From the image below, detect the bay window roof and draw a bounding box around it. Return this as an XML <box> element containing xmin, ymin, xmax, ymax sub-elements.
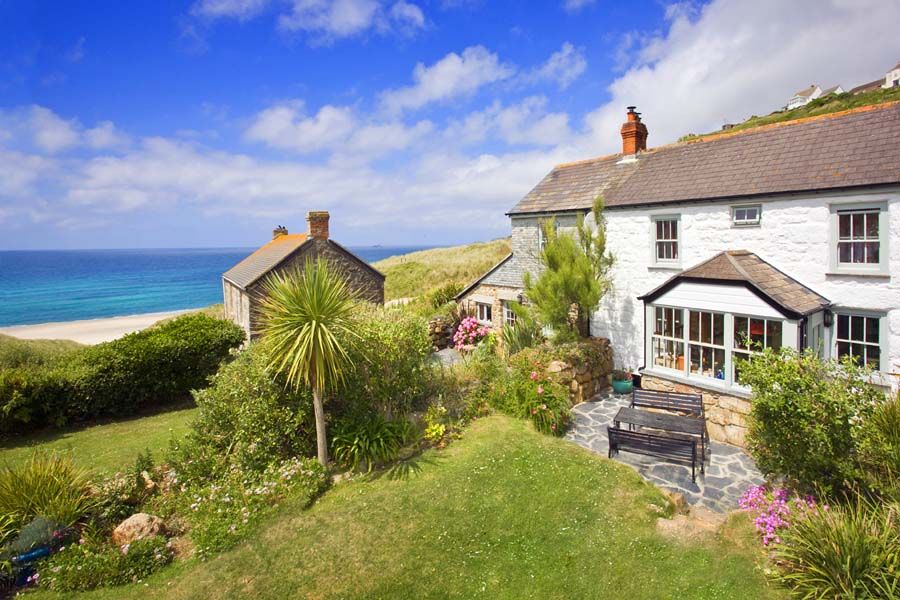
<box><xmin>639</xmin><ymin>250</ymin><xmax>831</xmax><ymax>319</ymax></box>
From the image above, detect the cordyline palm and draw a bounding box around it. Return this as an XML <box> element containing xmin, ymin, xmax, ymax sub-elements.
<box><xmin>260</xmin><ymin>258</ymin><xmax>358</xmax><ymax>466</ymax></box>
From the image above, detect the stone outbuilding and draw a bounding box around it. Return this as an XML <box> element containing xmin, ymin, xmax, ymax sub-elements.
<box><xmin>222</xmin><ymin>211</ymin><xmax>384</xmax><ymax>339</ymax></box>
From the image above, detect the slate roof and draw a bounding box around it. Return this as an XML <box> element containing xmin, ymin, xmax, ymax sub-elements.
<box><xmin>509</xmin><ymin>101</ymin><xmax>900</xmax><ymax>215</ymax></box>
<box><xmin>793</xmin><ymin>84</ymin><xmax>820</xmax><ymax>98</ymax></box>
<box><xmin>820</xmin><ymin>85</ymin><xmax>842</xmax><ymax>96</ymax></box>
<box><xmin>850</xmin><ymin>79</ymin><xmax>883</xmax><ymax>94</ymax></box>
<box><xmin>639</xmin><ymin>250</ymin><xmax>831</xmax><ymax>317</ymax></box>
<box><xmin>223</xmin><ymin>233</ymin><xmax>309</xmax><ymax>289</ymax></box>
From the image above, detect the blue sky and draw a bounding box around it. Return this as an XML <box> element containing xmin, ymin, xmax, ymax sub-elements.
<box><xmin>1</xmin><ymin>0</ymin><xmax>899</xmax><ymax>250</ymax></box>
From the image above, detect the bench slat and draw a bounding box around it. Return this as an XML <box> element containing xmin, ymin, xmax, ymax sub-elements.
<box><xmin>607</xmin><ymin>426</ymin><xmax>698</xmax><ymax>481</ymax></box>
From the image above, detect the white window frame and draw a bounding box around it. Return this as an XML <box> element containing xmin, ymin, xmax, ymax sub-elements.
<box><xmin>829</xmin><ymin>202</ymin><xmax>889</xmax><ymax>275</ymax></box>
<box><xmin>832</xmin><ymin>310</ymin><xmax>888</xmax><ymax>372</ymax></box>
<box><xmin>731</xmin><ymin>204</ymin><xmax>761</xmax><ymax>227</ymax></box>
<box><xmin>687</xmin><ymin>309</ymin><xmax>727</xmax><ymax>381</ymax></box>
<box><xmin>646</xmin><ymin>303</ymin><xmax>793</xmax><ymax>390</ymax></box>
<box><xmin>502</xmin><ymin>301</ymin><xmax>516</xmax><ymax>327</ymax></box>
<box><xmin>650</xmin><ymin>306</ymin><xmax>685</xmax><ymax>372</ymax></box>
<box><xmin>651</xmin><ymin>215</ymin><xmax>681</xmax><ymax>266</ymax></box>
<box><xmin>475</xmin><ymin>302</ymin><xmax>492</xmax><ymax>325</ymax></box>
<box><xmin>732</xmin><ymin>315</ymin><xmax>784</xmax><ymax>385</ymax></box>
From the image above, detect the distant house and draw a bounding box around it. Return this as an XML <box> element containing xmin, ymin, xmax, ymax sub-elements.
<box><xmin>785</xmin><ymin>84</ymin><xmax>843</xmax><ymax>110</ymax></box>
<box><xmin>851</xmin><ymin>79</ymin><xmax>883</xmax><ymax>95</ymax></box>
<box><xmin>222</xmin><ymin>211</ymin><xmax>384</xmax><ymax>339</ymax></box>
<box><xmin>459</xmin><ymin>102</ymin><xmax>900</xmax><ymax>446</ymax></box>
<box><xmin>884</xmin><ymin>60</ymin><xmax>900</xmax><ymax>89</ymax></box>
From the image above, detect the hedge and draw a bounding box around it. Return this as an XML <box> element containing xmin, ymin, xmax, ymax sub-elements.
<box><xmin>0</xmin><ymin>314</ymin><xmax>244</xmax><ymax>433</ymax></box>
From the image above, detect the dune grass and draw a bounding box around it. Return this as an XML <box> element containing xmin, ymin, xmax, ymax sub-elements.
<box><xmin>0</xmin><ymin>407</ymin><xmax>196</xmax><ymax>474</ymax></box>
<box><xmin>374</xmin><ymin>238</ymin><xmax>511</xmax><ymax>300</ymax></box>
<box><xmin>32</xmin><ymin>416</ymin><xmax>781</xmax><ymax>599</ymax></box>
<box><xmin>0</xmin><ymin>333</ymin><xmax>82</xmax><ymax>369</ymax></box>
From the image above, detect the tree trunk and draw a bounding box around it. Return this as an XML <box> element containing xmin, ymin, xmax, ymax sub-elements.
<box><xmin>312</xmin><ymin>387</ymin><xmax>329</xmax><ymax>466</ymax></box>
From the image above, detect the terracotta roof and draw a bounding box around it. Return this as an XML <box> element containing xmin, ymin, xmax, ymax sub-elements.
<box><xmin>640</xmin><ymin>250</ymin><xmax>830</xmax><ymax>317</ymax></box>
<box><xmin>509</xmin><ymin>101</ymin><xmax>900</xmax><ymax>215</ymax></box>
<box><xmin>223</xmin><ymin>233</ymin><xmax>309</xmax><ymax>289</ymax></box>
<box><xmin>793</xmin><ymin>84</ymin><xmax>819</xmax><ymax>98</ymax></box>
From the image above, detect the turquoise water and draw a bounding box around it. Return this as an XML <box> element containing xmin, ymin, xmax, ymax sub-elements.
<box><xmin>0</xmin><ymin>246</ymin><xmax>432</xmax><ymax>327</ymax></box>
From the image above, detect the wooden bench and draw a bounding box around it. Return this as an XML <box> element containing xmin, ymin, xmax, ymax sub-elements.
<box><xmin>607</xmin><ymin>426</ymin><xmax>700</xmax><ymax>482</ymax></box>
<box><xmin>631</xmin><ymin>388</ymin><xmax>703</xmax><ymax>417</ymax></box>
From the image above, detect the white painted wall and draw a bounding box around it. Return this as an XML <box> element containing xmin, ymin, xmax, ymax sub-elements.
<box><xmin>587</xmin><ymin>188</ymin><xmax>900</xmax><ymax>387</ymax></box>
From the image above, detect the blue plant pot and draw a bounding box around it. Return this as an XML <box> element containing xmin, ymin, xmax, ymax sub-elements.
<box><xmin>611</xmin><ymin>379</ymin><xmax>633</xmax><ymax>394</ymax></box>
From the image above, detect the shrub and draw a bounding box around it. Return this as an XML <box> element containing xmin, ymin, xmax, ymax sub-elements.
<box><xmin>499</xmin><ymin>304</ymin><xmax>542</xmax><ymax>357</ymax></box>
<box><xmin>178</xmin><ymin>457</ymin><xmax>327</xmax><ymax>558</ymax></box>
<box><xmin>0</xmin><ymin>335</ymin><xmax>80</xmax><ymax>369</ymax></box>
<box><xmin>738</xmin><ymin>350</ymin><xmax>881</xmax><ymax>494</ymax></box>
<box><xmin>453</xmin><ymin>317</ymin><xmax>490</xmax><ymax>352</ymax></box>
<box><xmin>771</xmin><ymin>496</ymin><xmax>900</xmax><ymax>598</ymax></box>
<box><xmin>92</xmin><ymin>450</ymin><xmax>160</xmax><ymax>529</ymax></box>
<box><xmin>0</xmin><ymin>454</ymin><xmax>97</xmax><ymax>532</ymax></box>
<box><xmin>331</xmin><ymin>415</ymin><xmax>413</xmax><ymax>472</ymax></box>
<box><xmin>0</xmin><ymin>314</ymin><xmax>245</xmax><ymax>432</ymax></box>
<box><xmin>183</xmin><ymin>342</ymin><xmax>315</xmax><ymax>476</ymax></box>
<box><xmin>428</xmin><ymin>282</ymin><xmax>464</xmax><ymax>308</ymax></box>
<box><xmin>37</xmin><ymin>535</ymin><xmax>173</xmax><ymax>592</ymax></box>
<box><xmin>857</xmin><ymin>393</ymin><xmax>900</xmax><ymax>499</ymax></box>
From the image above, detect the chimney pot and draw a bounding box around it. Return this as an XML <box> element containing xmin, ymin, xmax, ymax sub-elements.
<box><xmin>307</xmin><ymin>211</ymin><xmax>330</xmax><ymax>240</ymax></box>
<box><xmin>272</xmin><ymin>225</ymin><xmax>288</xmax><ymax>240</ymax></box>
<box><xmin>620</xmin><ymin>106</ymin><xmax>648</xmax><ymax>155</ymax></box>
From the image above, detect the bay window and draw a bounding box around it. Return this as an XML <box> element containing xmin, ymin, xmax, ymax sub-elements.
<box><xmin>688</xmin><ymin>311</ymin><xmax>725</xmax><ymax>379</ymax></box>
<box><xmin>651</xmin><ymin>306</ymin><xmax>684</xmax><ymax>370</ymax></box>
<box><xmin>733</xmin><ymin>317</ymin><xmax>783</xmax><ymax>384</ymax></box>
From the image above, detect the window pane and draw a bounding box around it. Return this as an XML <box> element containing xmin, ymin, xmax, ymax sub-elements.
<box><xmin>689</xmin><ymin>311</ymin><xmax>700</xmax><ymax>342</ymax></box>
<box><xmin>673</xmin><ymin>309</ymin><xmax>684</xmax><ymax>338</ymax></box>
<box><xmin>671</xmin><ymin>241</ymin><xmax>678</xmax><ymax>259</ymax></box>
<box><xmin>838</xmin><ymin>242</ymin><xmax>852</xmax><ymax>263</ymax></box>
<box><xmin>851</xmin><ymin>316</ymin><xmax>864</xmax><ymax>341</ymax></box>
<box><xmin>713</xmin><ymin>313</ymin><xmax>724</xmax><ymax>346</ymax></box>
<box><xmin>746</xmin><ymin>207</ymin><xmax>759</xmax><ymax>221</ymax></box>
<box><xmin>702</xmin><ymin>312</ymin><xmax>712</xmax><ymax>344</ymax></box>
<box><xmin>837</xmin><ymin>314</ymin><xmax>849</xmax><ymax>339</ymax></box>
<box><xmin>864</xmin><ymin>242</ymin><xmax>879</xmax><ymax>264</ymax></box>
<box><xmin>867</xmin><ymin>346</ymin><xmax>880</xmax><ymax>369</ymax></box>
<box><xmin>656</xmin><ymin>220</ymin><xmax>664</xmax><ymax>239</ymax></box>
<box><xmin>866</xmin><ymin>212</ymin><xmax>879</xmax><ymax>238</ymax></box>
<box><xmin>749</xmin><ymin>318</ymin><xmax>764</xmax><ymax>349</ymax></box>
<box><xmin>865</xmin><ymin>317</ymin><xmax>879</xmax><ymax>344</ymax></box>
<box><xmin>839</xmin><ymin>214</ymin><xmax>851</xmax><ymax>239</ymax></box>
<box><xmin>837</xmin><ymin>340</ymin><xmax>850</xmax><ymax>359</ymax></box>
<box><xmin>714</xmin><ymin>348</ymin><xmax>725</xmax><ymax>379</ymax></box>
<box><xmin>852</xmin><ymin>213</ymin><xmax>865</xmax><ymax>239</ymax></box>
<box><xmin>767</xmin><ymin>320</ymin><xmax>783</xmax><ymax>350</ymax></box>
<box><xmin>735</xmin><ymin>316</ymin><xmax>749</xmax><ymax>349</ymax></box>
<box><xmin>655</xmin><ymin>307</ymin><xmax>664</xmax><ymax>335</ymax></box>
<box><xmin>689</xmin><ymin>345</ymin><xmax>700</xmax><ymax>374</ymax></box>
<box><xmin>851</xmin><ymin>242</ymin><xmax>866</xmax><ymax>263</ymax></box>
<box><xmin>670</xmin><ymin>221</ymin><xmax>678</xmax><ymax>240</ymax></box>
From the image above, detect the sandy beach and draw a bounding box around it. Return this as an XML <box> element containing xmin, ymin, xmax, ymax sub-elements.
<box><xmin>0</xmin><ymin>310</ymin><xmax>192</xmax><ymax>345</ymax></box>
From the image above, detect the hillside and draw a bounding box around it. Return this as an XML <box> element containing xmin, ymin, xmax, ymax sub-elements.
<box><xmin>0</xmin><ymin>334</ymin><xmax>82</xmax><ymax>369</ymax></box>
<box><xmin>684</xmin><ymin>86</ymin><xmax>900</xmax><ymax>140</ymax></box>
<box><xmin>374</xmin><ymin>238</ymin><xmax>511</xmax><ymax>300</ymax></box>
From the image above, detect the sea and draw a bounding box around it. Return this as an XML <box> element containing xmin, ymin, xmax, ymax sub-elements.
<box><xmin>0</xmin><ymin>247</ymin><xmax>433</xmax><ymax>327</ymax></box>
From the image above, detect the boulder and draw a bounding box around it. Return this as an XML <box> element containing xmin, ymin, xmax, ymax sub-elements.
<box><xmin>112</xmin><ymin>513</ymin><xmax>166</xmax><ymax>546</ymax></box>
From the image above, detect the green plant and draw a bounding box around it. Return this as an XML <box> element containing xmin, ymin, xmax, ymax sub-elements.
<box><xmin>0</xmin><ymin>453</ymin><xmax>96</xmax><ymax>532</ymax></box>
<box><xmin>423</xmin><ymin>422</ymin><xmax>446</xmax><ymax>443</ymax></box>
<box><xmin>771</xmin><ymin>495</ymin><xmax>900</xmax><ymax>598</ymax></box>
<box><xmin>857</xmin><ymin>393</ymin><xmax>900</xmax><ymax>499</ymax></box>
<box><xmin>331</xmin><ymin>416</ymin><xmax>412</xmax><ymax>472</ymax></box>
<box><xmin>423</xmin><ymin>403</ymin><xmax>449</xmax><ymax>443</ymax></box>
<box><xmin>260</xmin><ymin>258</ymin><xmax>360</xmax><ymax>466</ymax></box>
<box><xmin>738</xmin><ymin>349</ymin><xmax>881</xmax><ymax>494</ymax></box>
<box><xmin>612</xmin><ymin>369</ymin><xmax>632</xmax><ymax>382</ymax></box>
<box><xmin>499</xmin><ymin>304</ymin><xmax>542</xmax><ymax>357</ymax></box>
<box><xmin>428</xmin><ymin>282</ymin><xmax>464</xmax><ymax>308</ymax></box>
<box><xmin>0</xmin><ymin>514</ymin><xmax>14</xmax><ymax>546</ymax></box>
<box><xmin>0</xmin><ymin>314</ymin><xmax>244</xmax><ymax>433</ymax></box>
<box><xmin>524</xmin><ymin>196</ymin><xmax>613</xmax><ymax>337</ymax></box>
<box><xmin>37</xmin><ymin>535</ymin><xmax>173</xmax><ymax>592</ymax></box>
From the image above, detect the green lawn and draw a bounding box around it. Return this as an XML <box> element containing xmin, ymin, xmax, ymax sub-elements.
<box><xmin>34</xmin><ymin>416</ymin><xmax>781</xmax><ymax>599</ymax></box>
<box><xmin>0</xmin><ymin>407</ymin><xmax>196</xmax><ymax>474</ymax></box>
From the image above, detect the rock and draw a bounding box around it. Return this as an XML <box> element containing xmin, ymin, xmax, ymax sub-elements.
<box><xmin>547</xmin><ymin>360</ymin><xmax>568</xmax><ymax>374</ymax></box>
<box><xmin>664</xmin><ymin>490</ymin><xmax>690</xmax><ymax>515</ymax></box>
<box><xmin>111</xmin><ymin>513</ymin><xmax>166</xmax><ymax>546</ymax></box>
<box><xmin>140</xmin><ymin>470</ymin><xmax>156</xmax><ymax>492</ymax></box>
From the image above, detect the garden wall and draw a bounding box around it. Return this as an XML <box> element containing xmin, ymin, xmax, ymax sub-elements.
<box><xmin>640</xmin><ymin>374</ymin><xmax>750</xmax><ymax>447</ymax></box>
<box><xmin>540</xmin><ymin>338</ymin><xmax>614</xmax><ymax>405</ymax></box>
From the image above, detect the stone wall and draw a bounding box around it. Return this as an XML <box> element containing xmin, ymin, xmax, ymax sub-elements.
<box><xmin>640</xmin><ymin>374</ymin><xmax>751</xmax><ymax>447</ymax></box>
<box><xmin>427</xmin><ymin>316</ymin><xmax>454</xmax><ymax>350</ymax></box>
<box><xmin>543</xmin><ymin>338</ymin><xmax>615</xmax><ymax>405</ymax></box>
<box><xmin>457</xmin><ymin>283</ymin><xmax>520</xmax><ymax>331</ymax></box>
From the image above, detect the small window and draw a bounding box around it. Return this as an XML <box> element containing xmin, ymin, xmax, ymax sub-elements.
<box><xmin>476</xmin><ymin>302</ymin><xmax>492</xmax><ymax>325</ymax></box>
<box><xmin>502</xmin><ymin>301</ymin><xmax>517</xmax><ymax>326</ymax></box>
<box><xmin>653</xmin><ymin>216</ymin><xmax>679</xmax><ymax>263</ymax></box>
<box><xmin>836</xmin><ymin>313</ymin><xmax>882</xmax><ymax>369</ymax></box>
<box><xmin>537</xmin><ymin>219</ymin><xmax>559</xmax><ymax>252</ymax></box>
<box><xmin>732</xmin><ymin>205</ymin><xmax>761</xmax><ymax>227</ymax></box>
<box><xmin>830</xmin><ymin>204</ymin><xmax>888</xmax><ymax>274</ymax></box>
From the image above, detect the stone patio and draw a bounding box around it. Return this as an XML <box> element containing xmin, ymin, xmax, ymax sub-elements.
<box><xmin>566</xmin><ymin>392</ymin><xmax>764</xmax><ymax>512</ymax></box>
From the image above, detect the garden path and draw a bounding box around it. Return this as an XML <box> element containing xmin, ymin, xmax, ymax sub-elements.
<box><xmin>566</xmin><ymin>392</ymin><xmax>764</xmax><ymax>512</ymax></box>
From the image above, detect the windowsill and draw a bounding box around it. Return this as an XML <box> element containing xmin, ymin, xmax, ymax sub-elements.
<box><xmin>731</xmin><ymin>223</ymin><xmax>760</xmax><ymax>229</ymax></box>
<box><xmin>826</xmin><ymin>270</ymin><xmax>890</xmax><ymax>279</ymax></box>
<box><xmin>648</xmin><ymin>264</ymin><xmax>683</xmax><ymax>271</ymax></box>
<box><xmin>640</xmin><ymin>367</ymin><xmax>753</xmax><ymax>399</ymax></box>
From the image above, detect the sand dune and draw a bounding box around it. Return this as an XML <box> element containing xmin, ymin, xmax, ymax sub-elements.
<box><xmin>0</xmin><ymin>310</ymin><xmax>192</xmax><ymax>345</ymax></box>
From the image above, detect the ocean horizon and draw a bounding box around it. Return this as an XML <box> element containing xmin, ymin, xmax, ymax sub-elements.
<box><xmin>0</xmin><ymin>246</ymin><xmax>435</xmax><ymax>327</ymax></box>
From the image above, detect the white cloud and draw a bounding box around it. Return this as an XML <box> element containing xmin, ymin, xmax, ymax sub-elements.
<box><xmin>582</xmin><ymin>0</ymin><xmax>900</xmax><ymax>155</ymax></box>
<box><xmin>380</xmin><ymin>46</ymin><xmax>515</xmax><ymax>114</ymax></box>
<box><xmin>85</xmin><ymin>121</ymin><xmax>131</xmax><ymax>149</ymax></box>
<box><xmin>192</xmin><ymin>0</ymin><xmax>271</xmax><ymax>20</ymax></box>
<box><xmin>523</xmin><ymin>42</ymin><xmax>587</xmax><ymax>89</ymax></box>
<box><xmin>390</xmin><ymin>0</ymin><xmax>425</xmax><ymax>29</ymax></box>
<box><xmin>29</xmin><ymin>106</ymin><xmax>80</xmax><ymax>153</ymax></box>
<box><xmin>446</xmin><ymin>97</ymin><xmax>571</xmax><ymax>147</ymax></box>
<box><xmin>562</xmin><ymin>0</ymin><xmax>595</xmax><ymax>13</ymax></box>
<box><xmin>244</xmin><ymin>101</ymin><xmax>357</xmax><ymax>153</ymax></box>
<box><xmin>278</xmin><ymin>0</ymin><xmax>425</xmax><ymax>41</ymax></box>
<box><xmin>66</xmin><ymin>36</ymin><xmax>86</xmax><ymax>63</ymax></box>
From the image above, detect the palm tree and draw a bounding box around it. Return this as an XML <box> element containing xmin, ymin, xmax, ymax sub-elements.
<box><xmin>259</xmin><ymin>258</ymin><xmax>358</xmax><ymax>466</ymax></box>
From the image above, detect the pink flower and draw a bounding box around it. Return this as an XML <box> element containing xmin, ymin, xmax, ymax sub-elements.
<box><xmin>530</xmin><ymin>371</ymin><xmax>538</xmax><ymax>381</ymax></box>
<box><xmin>537</xmin><ymin>385</ymin><xmax>544</xmax><ymax>395</ymax></box>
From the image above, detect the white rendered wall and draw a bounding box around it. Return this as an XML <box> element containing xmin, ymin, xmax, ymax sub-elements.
<box><xmin>587</xmin><ymin>188</ymin><xmax>900</xmax><ymax>387</ymax></box>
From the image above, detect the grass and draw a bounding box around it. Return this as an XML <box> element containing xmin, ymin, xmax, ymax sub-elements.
<box><xmin>684</xmin><ymin>86</ymin><xmax>900</xmax><ymax>140</ymax></box>
<box><xmin>374</xmin><ymin>238</ymin><xmax>511</xmax><ymax>300</ymax></box>
<box><xmin>0</xmin><ymin>407</ymin><xmax>196</xmax><ymax>474</ymax></box>
<box><xmin>33</xmin><ymin>416</ymin><xmax>782</xmax><ymax>599</ymax></box>
<box><xmin>0</xmin><ymin>333</ymin><xmax>82</xmax><ymax>368</ymax></box>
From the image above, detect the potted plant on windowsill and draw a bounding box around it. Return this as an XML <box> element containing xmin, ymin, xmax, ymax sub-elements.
<box><xmin>611</xmin><ymin>369</ymin><xmax>634</xmax><ymax>394</ymax></box>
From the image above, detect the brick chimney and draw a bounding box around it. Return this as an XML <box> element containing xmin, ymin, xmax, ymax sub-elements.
<box><xmin>306</xmin><ymin>211</ymin><xmax>330</xmax><ymax>240</ymax></box>
<box><xmin>620</xmin><ymin>106</ymin><xmax>648</xmax><ymax>155</ymax></box>
<box><xmin>272</xmin><ymin>225</ymin><xmax>288</xmax><ymax>240</ymax></box>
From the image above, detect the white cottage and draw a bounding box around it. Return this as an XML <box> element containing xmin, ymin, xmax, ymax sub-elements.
<box><xmin>459</xmin><ymin>102</ymin><xmax>900</xmax><ymax>446</ymax></box>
